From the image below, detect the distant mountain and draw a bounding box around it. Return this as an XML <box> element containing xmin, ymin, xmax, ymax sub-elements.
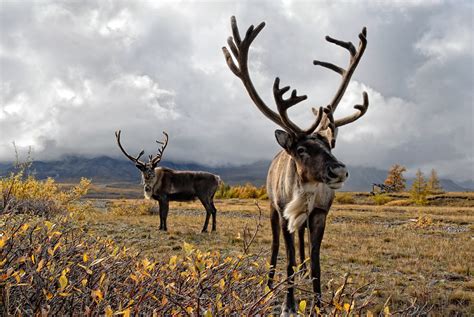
<box><xmin>459</xmin><ymin>180</ymin><xmax>474</xmax><ymax>190</ymax></box>
<box><xmin>343</xmin><ymin>166</ymin><xmax>387</xmax><ymax>191</ymax></box>
<box><xmin>0</xmin><ymin>156</ymin><xmax>470</xmax><ymax>192</ymax></box>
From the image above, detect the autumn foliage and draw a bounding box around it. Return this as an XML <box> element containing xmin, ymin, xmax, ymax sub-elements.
<box><xmin>214</xmin><ymin>183</ymin><xmax>267</xmax><ymax>200</ymax></box>
<box><xmin>384</xmin><ymin>164</ymin><xmax>407</xmax><ymax>192</ymax></box>
<box><xmin>1</xmin><ymin>170</ymin><xmax>91</xmax><ymax>216</ymax></box>
<box><xmin>0</xmin><ymin>214</ymin><xmax>282</xmax><ymax>315</ymax></box>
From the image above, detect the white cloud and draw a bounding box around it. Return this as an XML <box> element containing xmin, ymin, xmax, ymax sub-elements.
<box><xmin>0</xmin><ymin>0</ymin><xmax>472</xmax><ymax>181</ymax></box>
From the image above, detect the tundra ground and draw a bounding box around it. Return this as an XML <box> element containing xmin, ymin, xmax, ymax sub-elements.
<box><xmin>80</xmin><ymin>197</ymin><xmax>474</xmax><ymax>315</ymax></box>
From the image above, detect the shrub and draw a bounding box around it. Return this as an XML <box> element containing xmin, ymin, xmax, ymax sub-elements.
<box><xmin>413</xmin><ymin>215</ymin><xmax>434</xmax><ymax>228</ymax></box>
<box><xmin>335</xmin><ymin>192</ymin><xmax>355</xmax><ymax>204</ymax></box>
<box><xmin>372</xmin><ymin>194</ymin><xmax>392</xmax><ymax>205</ymax></box>
<box><xmin>1</xmin><ymin>171</ymin><xmax>90</xmax><ymax>216</ymax></box>
<box><xmin>107</xmin><ymin>199</ymin><xmax>157</xmax><ymax>216</ymax></box>
<box><xmin>215</xmin><ymin>183</ymin><xmax>267</xmax><ymax>200</ymax></box>
<box><xmin>0</xmin><ymin>214</ymin><xmax>282</xmax><ymax>315</ymax></box>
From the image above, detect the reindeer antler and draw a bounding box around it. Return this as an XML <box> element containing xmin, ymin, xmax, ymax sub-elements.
<box><xmin>223</xmin><ymin>16</ymin><xmax>369</xmax><ymax>142</ymax></box>
<box><xmin>222</xmin><ymin>16</ymin><xmax>324</xmax><ymax>136</ymax></box>
<box><xmin>150</xmin><ymin>131</ymin><xmax>169</xmax><ymax>166</ymax></box>
<box><xmin>115</xmin><ymin>130</ymin><xmax>145</xmax><ymax>167</ymax></box>
<box><xmin>313</xmin><ymin>27</ymin><xmax>369</xmax><ymax>129</ymax></box>
<box><xmin>115</xmin><ymin>130</ymin><xmax>169</xmax><ymax>168</ymax></box>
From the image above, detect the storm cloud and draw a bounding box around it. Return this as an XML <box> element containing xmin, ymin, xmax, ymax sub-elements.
<box><xmin>0</xmin><ymin>0</ymin><xmax>472</xmax><ymax>180</ymax></box>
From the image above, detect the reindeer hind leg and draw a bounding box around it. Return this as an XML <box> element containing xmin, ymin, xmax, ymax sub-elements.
<box><xmin>198</xmin><ymin>197</ymin><xmax>212</xmax><ymax>233</ymax></box>
<box><xmin>210</xmin><ymin>200</ymin><xmax>217</xmax><ymax>231</ymax></box>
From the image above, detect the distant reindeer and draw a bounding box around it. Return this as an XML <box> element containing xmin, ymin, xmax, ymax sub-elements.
<box><xmin>115</xmin><ymin>130</ymin><xmax>220</xmax><ymax>232</ymax></box>
<box><xmin>223</xmin><ymin>17</ymin><xmax>369</xmax><ymax>313</ymax></box>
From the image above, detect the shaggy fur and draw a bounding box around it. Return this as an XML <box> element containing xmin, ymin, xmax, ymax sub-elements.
<box><xmin>283</xmin><ymin>182</ymin><xmax>335</xmax><ymax>233</ymax></box>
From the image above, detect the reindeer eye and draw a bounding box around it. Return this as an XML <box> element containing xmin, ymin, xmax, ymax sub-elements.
<box><xmin>297</xmin><ymin>147</ymin><xmax>306</xmax><ymax>155</ymax></box>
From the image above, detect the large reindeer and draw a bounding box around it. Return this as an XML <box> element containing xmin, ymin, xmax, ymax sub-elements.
<box><xmin>115</xmin><ymin>131</ymin><xmax>220</xmax><ymax>232</ymax></box>
<box><xmin>223</xmin><ymin>17</ymin><xmax>368</xmax><ymax>313</ymax></box>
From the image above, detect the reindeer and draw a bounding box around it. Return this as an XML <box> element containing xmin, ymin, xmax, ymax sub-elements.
<box><xmin>115</xmin><ymin>130</ymin><xmax>220</xmax><ymax>232</ymax></box>
<box><xmin>223</xmin><ymin>17</ymin><xmax>368</xmax><ymax>314</ymax></box>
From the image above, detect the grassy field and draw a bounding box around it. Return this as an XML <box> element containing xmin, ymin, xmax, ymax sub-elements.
<box><xmin>80</xmin><ymin>195</ymin><xmax>474</xmax><ymax>315</ymax></box>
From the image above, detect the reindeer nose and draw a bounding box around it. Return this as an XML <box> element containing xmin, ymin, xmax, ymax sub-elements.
<box><xmin>144</xmin><ymin>185</ymin><xmax>151</xmax><ymax>192</ymax></box>
<box><xmin>328</xmin><ymin>164</ymin><xmax>348</xmax><ymax>180</ymax></box>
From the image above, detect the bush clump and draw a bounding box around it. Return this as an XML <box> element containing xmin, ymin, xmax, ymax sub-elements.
<box><xmin>215</xmin><ymin>183</ymin><xmax>267</xmax><ymax>200</ymax></box>
<box><xmin>1</xmin><ymin>170</ymin><xmax>90</xmax><ymax>216</ymax></box>
<box><xmin>0</xmin><ymin>214</ymin><xmax>281</xmax><ymax>316</ymax></box>
<box><xmin>372</xmin><ymin>194</ymin><xmax>393</xmax><ymax>206</ymax></box>
<box><xmin>335</xmin><ymin>192</ymin><xmax>355</xmax><ymax>204</ymax></box>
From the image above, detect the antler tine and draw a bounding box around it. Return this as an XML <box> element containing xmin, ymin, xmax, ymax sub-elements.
<box><xmin>325</xmin><ymin>36</ymin><xmax>356</xmax><ymax>56</ymax></box>
<box><xmin>115</xmin><ymin>130</ymin><xmax>145</xmax><ymax>166</ymax></box>
<box><xmin>322</xmin><ymin>106</ymin><xmax>337</xmax><ymax>148</ymax></box>
<box><xmin>313</xmin><ymin>26</ymin><xmax>368</xmax><ymax>113</ymax></box>
<box><xmin>150</xmin><ymin>131</ymin><xmax>169</xmax><ymax>165</ymax></box>
<box><xmin>335</xmin><ymin>91</ymin><xmax>369</xmax><ymax>127</ymax></box>
<box><xmin>306</xmin><ymin>106</ymin><xmax>324</xmax><ymax>134</ymax></box>
<box><xmin>273</xmin><ymin>77</ymin><xmax>317</xmax><ymax>134</ymax></box>
<box><xmin>222</xmin><ymin>16</ymin><xmax>287</xmax><ymax>130</ymax></box>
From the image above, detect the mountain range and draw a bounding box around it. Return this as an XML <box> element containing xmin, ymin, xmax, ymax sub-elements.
<box><xmin>0</xmin><ymin>156</ymin><xmax>471</xmax><ymax>192</ymax></box>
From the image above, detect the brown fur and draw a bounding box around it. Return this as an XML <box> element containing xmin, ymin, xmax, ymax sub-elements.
<box><xmin>142</xmin><ymin>167</ymin><xmax>220</xmax><ymax>232</ymax></box>
<box><xmin>223</xmin><ymin>17</ymin><xmax>368</xmax><ymax>314</ymax></box>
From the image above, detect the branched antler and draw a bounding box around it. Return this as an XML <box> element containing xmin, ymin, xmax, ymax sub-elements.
<box><xmin>115</xmin><ymin>130</ymin><xmax>145</xmax><ymax>167</ymax></box>
<box><xmin>223</xmin><ymin>16</ymin><xmax>369</xmax><ymax>140</ymax></box>
<box><xmin>115</xmin><ymin>131</ymin><xmax>169</xmax><ymax>168</ymax></box>
<box><xmin>313</xmin><ymin>27</ymin><xmax>369</xmax><ymax>129</ymax></box>
<box><xmin>222</xmin><ymin>16</ymin><xmax>322</xmax><ymax>135</ymax></box>
<box><xmin>150</xmin><ymin>132</ymin><xmax>169</xmax><ymax>166</ymax></box>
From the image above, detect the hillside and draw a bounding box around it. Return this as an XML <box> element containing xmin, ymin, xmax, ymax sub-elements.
<box><xmin>0</xmin><ymin>156</ymin><xmax>471</xmax><ymax>192</ymax></box>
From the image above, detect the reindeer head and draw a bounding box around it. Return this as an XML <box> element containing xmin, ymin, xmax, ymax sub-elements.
<box><xmin>115</xmin><ymin>130</ymin><xmax>168</xmax><ymax>196</ymax></box>
<box><xmin>223</xmin><ymin>17</ymin><xmax>369</xmax><ymax>189</ymax></box>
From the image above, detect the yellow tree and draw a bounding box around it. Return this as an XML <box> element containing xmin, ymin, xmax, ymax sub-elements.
<box><xmin>384</xmin><ymin>164</ymin><xmax>407</xmax><ymax>192</ymax></box>
<box><xmin>427</xmin><ymin>168</ymin><xmax>443</xmax><ymax>194</ymax></box>
<box><xmin>410</xmin><ymin>169</ymin><xmax>428</xmax><ymax>205</ymax></box>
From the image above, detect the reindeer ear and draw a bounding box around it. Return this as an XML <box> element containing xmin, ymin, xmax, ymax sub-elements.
<box><xmin>136</xmin><ymin>164</ymin><xmax>145</xmax><ymax>171</ymax></box>
<box><xmin>275</xmin><ymin>130</ymin><xmax>293</xmax><ymax>152</ymax></box>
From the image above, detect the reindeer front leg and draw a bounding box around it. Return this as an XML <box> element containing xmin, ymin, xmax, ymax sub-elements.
<box><xmin>309</xmin><ymin>210</ymin><xmax>327</xmax><ymax>309</ymax></box>
<box><xmin>280</xmin><ymin>218</ymin><xmax>297</xmax><ymax>316</ymax></box>
<box><xmin>158</xmin><ymin>198</ymin><xmax>169</xmax><ymax>231</ymax></box>
<box><xmin>298</xmin><ymin>226</ymin><xmax>307</xmax><ymax>275</ymax></box>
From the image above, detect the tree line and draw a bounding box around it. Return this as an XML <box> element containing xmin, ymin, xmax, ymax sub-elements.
<box><xmin>384</xmin><ymin>164</ymin><xmax>443</xmax><ymax>204</ymax></box>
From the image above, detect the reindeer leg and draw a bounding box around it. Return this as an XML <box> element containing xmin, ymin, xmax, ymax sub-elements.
<box><xmin>309</xmin><ymin>210</ymin><xmax>327</xmax><ymax>308</ymax></box>
<box><xmin>280</xmin><ymin>218</ymin><xmax>297</xmax><ymax>316</ymax></box>
<box><xmin>298</xmin><ymin>226</ymin><xmax>307</xmax><ymax>276</ymax></box>
<box><xmin>210</xmin><ymin>200</ymin><xmax>217</xmax><ymax>232</ymax></box>
<box><xmin>199</xmin><ymin>197</ymin><xmax>212</xmax><ymax>233</ymax></box>
<box><xmin>267</xmin><ymin>205</ymin><xmax>280</xmax><ymax>289</ymax></box>
<box><xmin>160</xmin><ymin>198</ymin><xmax>169</xmax><ymax>231</ymax></box>
<box><xmin>158</xmin><ymin>199</ymin><xmax>165</xmax><ymax>230</ymax></box>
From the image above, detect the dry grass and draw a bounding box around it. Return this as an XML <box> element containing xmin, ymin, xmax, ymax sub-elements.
<box><xmin>80</xmin><ymin>197</ymin><xmax>474</xmax><ymax>315</ymax></box>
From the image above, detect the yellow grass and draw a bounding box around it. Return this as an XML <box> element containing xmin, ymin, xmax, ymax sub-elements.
<box><xmin>81</xmin><ymin>197</ymin><xmax>474</xmax><ymax>315</ymax></box>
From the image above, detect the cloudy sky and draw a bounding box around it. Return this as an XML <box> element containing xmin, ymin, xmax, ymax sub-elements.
<box><xmin>0</xmin><ymin>0</ymin><xmax>472</xmax><ymax>181</ymax></box>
